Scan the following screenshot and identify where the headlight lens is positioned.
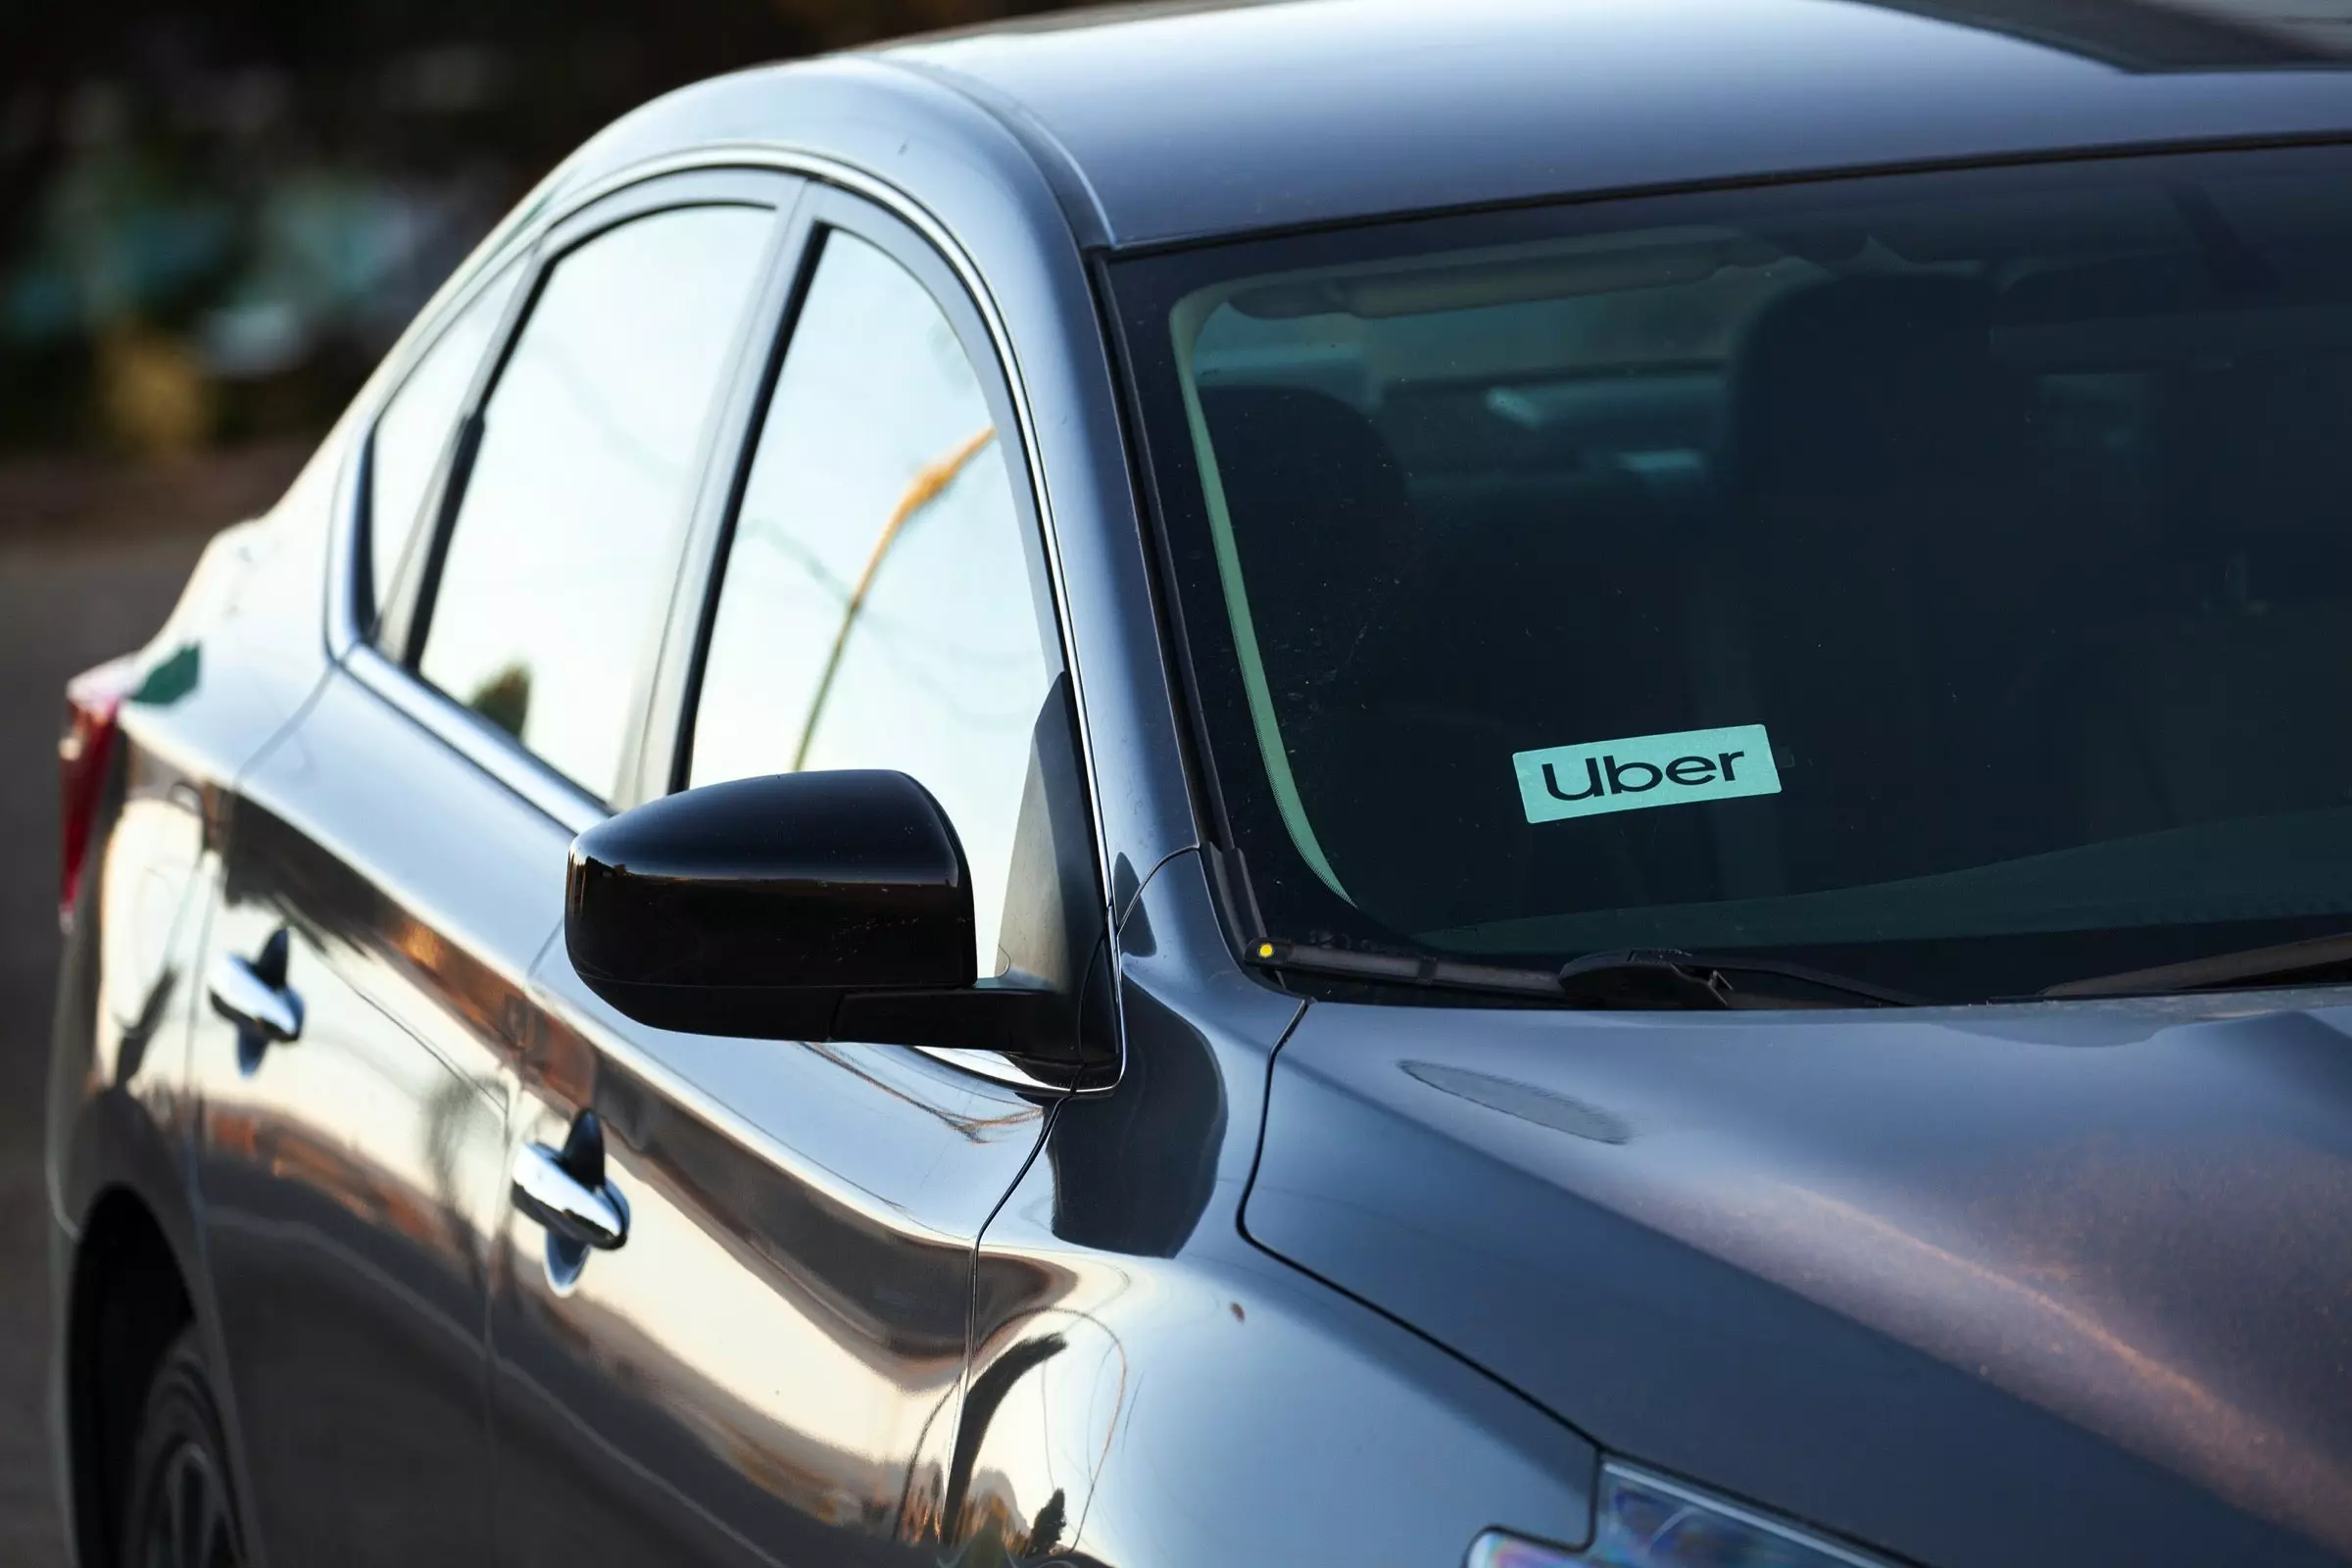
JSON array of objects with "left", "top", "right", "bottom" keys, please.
[{"left": 1470, "top": 1463, "right": 1895, "bottom": 1568}]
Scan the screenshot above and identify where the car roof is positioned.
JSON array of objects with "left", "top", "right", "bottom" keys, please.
[
  {"left": 869, "top": 0, "right": 2352, "bottom": 247},
  {"left": 558, "top": 0, "right": 2352, "bottom": 253}
]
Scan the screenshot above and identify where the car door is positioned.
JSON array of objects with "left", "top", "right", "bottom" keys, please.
[
  {"left": 185, "top": 172, "right": 790, "bottom": 1568},
  {"left": 487, "top": 186, "right": 1112, "bottom": 1568}
]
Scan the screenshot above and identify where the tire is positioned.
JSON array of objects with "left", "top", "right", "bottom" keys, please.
[{"left": 118, "top": 1327, "right": 243, "bottom": 1568}]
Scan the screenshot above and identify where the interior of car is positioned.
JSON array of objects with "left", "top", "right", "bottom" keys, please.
[{"left": 1186, "top": 171, "right": 2352, "bottom": 965}]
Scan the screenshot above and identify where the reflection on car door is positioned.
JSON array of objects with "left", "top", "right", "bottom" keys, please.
[
  {"left": 181, "top": 257, "right": 536, "bottom": 1568},
  {"left": 187, "top": 671, "right": 561, "bottom": 1568},
  {"left": 187, "top": 175, "right": 790, "bottom": 1568},
  {"left": 487, "top": 193, "right": 1106, "bottom": 1567},
  {"left": 492, "top": 991, "right": 1054, "bottom": 1565}
]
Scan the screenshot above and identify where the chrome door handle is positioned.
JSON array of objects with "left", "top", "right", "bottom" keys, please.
[
  {"left": 208, "top": 929, "right": 302, "bottom": 1045},
  {"left": 511, "top": 1141, "right": 628, "bottom": 1250}
]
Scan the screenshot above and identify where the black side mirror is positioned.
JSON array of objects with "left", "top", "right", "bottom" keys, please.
[{"left": 565, "top": 770, "right": 1050, "bottom": 1054}]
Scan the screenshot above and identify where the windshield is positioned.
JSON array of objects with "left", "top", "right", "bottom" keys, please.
[{"left": 1112, "top": 143, "right": 2352, "bottom": 1003}]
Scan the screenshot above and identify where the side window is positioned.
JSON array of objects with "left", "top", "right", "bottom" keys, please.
[
  {"left": 367, "top": 262, "right": 519, "bottom": 621},
  {"left": 690, "top": 228, "right": 1057, "bottom": 979},
  {"left": 418, "top": 204, "right": 772, "bottom": 800}
]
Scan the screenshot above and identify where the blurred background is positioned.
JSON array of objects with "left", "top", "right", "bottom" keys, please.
[{"left": 0, "top": 2, "right": 1081, "bottom": 1559}]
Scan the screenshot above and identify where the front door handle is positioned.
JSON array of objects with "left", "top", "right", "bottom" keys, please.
[
  {"left": 209, "top": 928, "right": 303, "bottom": 1045},
  {"left": 511, "top": 1116, "right": 628, "bottom": 1250}
]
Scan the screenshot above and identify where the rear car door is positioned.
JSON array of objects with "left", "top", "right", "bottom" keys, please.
[
  {"left": 184, "top": 172, "right": 789, "bottom": 1568},
  {"left": 488, "top": 185, "right": 1108, "bottom": 1568}
]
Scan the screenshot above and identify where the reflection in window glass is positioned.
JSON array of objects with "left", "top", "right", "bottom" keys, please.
[
  {"left": 691, "top": 229, "right": 1054, "bottom": 978},
  {"left": 368, "top": 263, "right": 519, "bottom": 621},
  {"left": 420, "top": 205, "right": 770, "bottom": 799}
]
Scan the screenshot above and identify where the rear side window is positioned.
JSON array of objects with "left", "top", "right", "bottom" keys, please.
[
  {"left": 366, "top": 263, "right": 518, "bottom": 620},
  {"left": 419, "top": 205, "right": 771, "bottom": 799},
  {"left": 689, "top": 228, "right": 1055, "bottom": 978}
]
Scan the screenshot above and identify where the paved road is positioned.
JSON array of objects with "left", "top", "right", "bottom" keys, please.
[{"left": 0, "top": 504, "right": 264, "bottom": 1564}]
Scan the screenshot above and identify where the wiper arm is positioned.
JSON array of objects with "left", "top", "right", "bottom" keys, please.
[
  {"left": 1558, "top": 949, "right": 1922, "bottom": 1009},
  {"left": 1253, "top": 942, "right": 1919, "bottom": 1009},
  {"left": 2039, "top": 930, "right": 2352, "bottom": 1000}
]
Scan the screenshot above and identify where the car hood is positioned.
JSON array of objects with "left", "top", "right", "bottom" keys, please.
[{"left": 1245, "top": 993, "right": 2352, "bottom": 1567}]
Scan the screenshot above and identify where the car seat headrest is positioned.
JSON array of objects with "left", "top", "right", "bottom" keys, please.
[
  {"left": 1197, "top": 385, "right": 1419, "bottom": 696},
  {"left": 1726, "top": 275, "right": 2015, "bottom": 512}
]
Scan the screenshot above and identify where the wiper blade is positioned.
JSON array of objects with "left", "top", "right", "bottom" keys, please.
[
  {"left": 2039, "top": 930, "right": 2352, "bottom": 1000},
  {"left": 1558, "top": 949, "right": 1923, "bottom": 1009},
  {"left": 1253, "top": 941, "right": 1565, "bottom": 1000},
  {"left": 1253, "top": 941, "right": 1920, "bottom": 1009}
]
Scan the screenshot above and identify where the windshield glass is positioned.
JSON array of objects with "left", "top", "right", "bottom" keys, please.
[{"left": 1112, "top": 143, "right": 2352, "bottom": 1003}]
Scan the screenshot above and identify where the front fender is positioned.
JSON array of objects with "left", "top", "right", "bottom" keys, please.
[{"left": 952, "top": 852, "right": 1596, "bottom": 1567}]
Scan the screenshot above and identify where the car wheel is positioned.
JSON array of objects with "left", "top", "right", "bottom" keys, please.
[{"left": 119, "top": 1327, "right": 242, "bottom": 1568}]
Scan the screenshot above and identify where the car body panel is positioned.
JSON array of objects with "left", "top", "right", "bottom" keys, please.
[
  {"left": 45, "top": 419, "right": 352, "bottom": 1568},
  {"left": 1246, "top": 992, "right": 2352, "bottom": 1565},
  {"left": 48, "top": 752, "right": 208, "bottom": 1230},
  {"left": 491, "top": 952, "right": 1050, "bottom": 1566},
  {"left": 182, "top": 659, "right": 564, "bottom": 1567},
  {"left": 955, "top": 848, "right": 1602, "bottom": 1565},
  {"left": 886, "top": 0, "right": 2352, "bottom": 248},
  {"left": 43, "top": 761, "right": 214, "bottom": 1568}
]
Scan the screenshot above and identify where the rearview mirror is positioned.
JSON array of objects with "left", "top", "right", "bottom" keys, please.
[{"left": 564, "top": 769, "right": 1049, "bottom": 1052}]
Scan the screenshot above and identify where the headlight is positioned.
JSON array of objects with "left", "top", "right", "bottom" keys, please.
[{"left": 1470, "top": 1463, "right": 1896, "bottom": 1568}]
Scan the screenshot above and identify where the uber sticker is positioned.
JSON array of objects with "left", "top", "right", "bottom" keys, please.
[{"left": 1513, "top": 723, "right": 1781, "bottom": 824}]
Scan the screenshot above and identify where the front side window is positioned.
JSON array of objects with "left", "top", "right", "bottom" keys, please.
[
  {"left": 418, "top": 204, "right": 771, "bottom": 799},
  {"left": 689, "top": 227, "right": 1056, "bottom": 979},
  {"left": 1116, "top": 143, "right": 2352, "bottom": 1002},
  {"left": 366, "top": 261, "right": 519, "bottom": 621}
]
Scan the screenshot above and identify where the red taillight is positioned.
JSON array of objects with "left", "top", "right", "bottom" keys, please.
[{"left": 59, "top": 656, "right": 139, "bottom": 932}]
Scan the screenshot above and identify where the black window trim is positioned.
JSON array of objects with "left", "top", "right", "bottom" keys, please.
[{"left": 346, "top": 254, "right": 526, "bottom": 641}]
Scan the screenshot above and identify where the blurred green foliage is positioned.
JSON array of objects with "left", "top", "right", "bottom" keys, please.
[{"left": 0, "top": 0, "right": 1074, "bottom": 457}]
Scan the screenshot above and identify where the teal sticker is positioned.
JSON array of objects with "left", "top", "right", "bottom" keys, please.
[{"left": 1513, "top": 723, "right": 1781, "bottom": 824}]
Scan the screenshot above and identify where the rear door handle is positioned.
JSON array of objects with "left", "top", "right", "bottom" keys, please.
[
  {"left": 511, "top": 1114, "right": 628, "bottom": 1250},
  {"left": 209, "top": 928, "right": 303, "bottom": 1045}
]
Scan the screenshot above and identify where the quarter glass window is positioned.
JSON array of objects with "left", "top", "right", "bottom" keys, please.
[{"left": 368, "top": 263, "right": 519, "bottom": 621}]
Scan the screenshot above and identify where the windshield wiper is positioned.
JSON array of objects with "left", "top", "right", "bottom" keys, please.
[
  {"left": 1252, "top": 941, "right": 1566, "bottom": 1001},
  {"left": 2039, "top": 930, "right": 2352, "bottom": 1000},
  {"left": 1557, "top": 949, "right": 1922, "bottom": 1009},
  {"left": 1253, "top": 942, "right": 1920, "bottom": 1009}
]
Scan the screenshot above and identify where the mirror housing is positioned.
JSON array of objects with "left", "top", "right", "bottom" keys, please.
[{"left": 565, "top": 770, "right": 1051, "bottom": 1052}]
